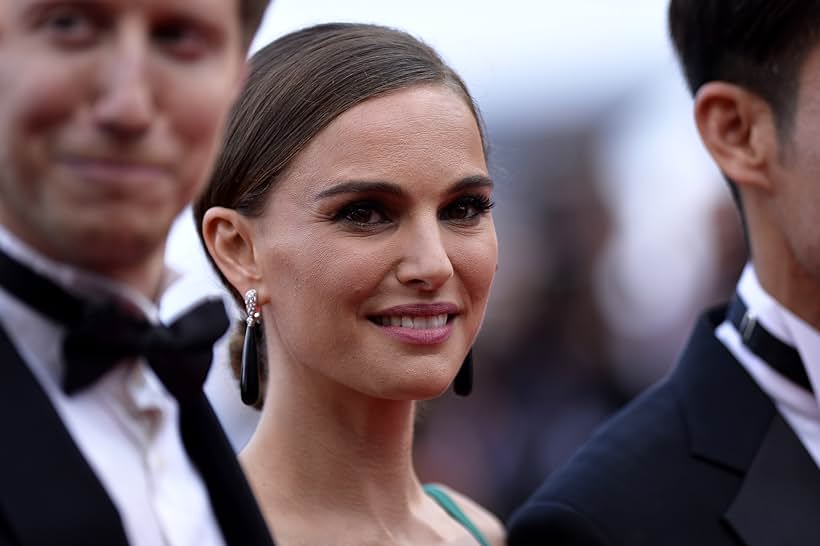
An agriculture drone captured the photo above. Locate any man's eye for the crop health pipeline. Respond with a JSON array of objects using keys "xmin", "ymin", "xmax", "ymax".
[
  {"xmin": 42, "ymin": 8, "xmax": 97, "ymax": 45},
  {"xmin": 153, "ymin": 22, "xmax": 208, "ymax": 59}
]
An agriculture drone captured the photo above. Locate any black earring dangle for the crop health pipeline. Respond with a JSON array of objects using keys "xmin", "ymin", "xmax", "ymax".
[
  {"xmin": 240, "ymin": 288, "xmax": 261, "ymax": 406},
  {"xmin": 453, "ymin": 349, "xmax": 473, "ymax": 396}
]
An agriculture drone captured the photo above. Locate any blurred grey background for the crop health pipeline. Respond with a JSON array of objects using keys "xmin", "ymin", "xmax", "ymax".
[{"xmin": 165, "ymin": 0, "xmax": 746, "ymax": 519}]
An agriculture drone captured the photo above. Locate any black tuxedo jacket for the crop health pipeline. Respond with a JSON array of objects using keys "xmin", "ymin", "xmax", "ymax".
[
  {"xmin": 508, "ymin": 306, "xmax": 820, "ymax": 546},
  {"xmin": 0, "ymin": 324, "xmax": 275, "ymax": 546}
]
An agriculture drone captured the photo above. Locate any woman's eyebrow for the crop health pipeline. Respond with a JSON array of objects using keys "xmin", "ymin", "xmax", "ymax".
[
  {"xmin": 448, "ymin": 175, "xmax": 494, "ymax": 193},
  {"xmin": 314, "ymin": 181, "xmax": 404, "ymax": 200},
  {"xmin": 314, "ymin": 174, "xmax": 493, "ymax": 201}
]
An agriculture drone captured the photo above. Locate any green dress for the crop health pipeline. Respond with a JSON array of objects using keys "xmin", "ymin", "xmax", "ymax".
[{"xmin": 423, "ymin": 484, "xmax": 491, "ymax": 546}]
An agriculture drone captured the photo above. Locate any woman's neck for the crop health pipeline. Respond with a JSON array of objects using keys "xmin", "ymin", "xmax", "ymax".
[{"xmin": 241, "ymin": 368, "xmax": 447, "ymax": 544}]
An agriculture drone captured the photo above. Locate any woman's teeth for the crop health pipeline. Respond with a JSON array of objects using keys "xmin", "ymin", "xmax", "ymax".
[{"xmin": 375, "ymin": 314, "xmax": 448, "ymax": 329}]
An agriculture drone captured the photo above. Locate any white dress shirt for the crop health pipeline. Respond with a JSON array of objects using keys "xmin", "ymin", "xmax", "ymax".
[
  {"xmin": 716, "ymin": 263, "xmax": 820, "ymax": 469},
  {"xmin": 0, "ymin": 228, "xmax": 225, "ymax": 546}
]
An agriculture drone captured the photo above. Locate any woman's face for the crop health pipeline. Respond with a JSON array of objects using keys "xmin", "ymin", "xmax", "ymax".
[{"xmin": 252, "ymin": 84, "xmax": 497, "ymax": 400}]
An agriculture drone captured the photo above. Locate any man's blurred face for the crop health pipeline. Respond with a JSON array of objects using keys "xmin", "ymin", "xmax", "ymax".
[{"xmin": 0, "ymin": 0, "xmax": 245, "ymax": 276}]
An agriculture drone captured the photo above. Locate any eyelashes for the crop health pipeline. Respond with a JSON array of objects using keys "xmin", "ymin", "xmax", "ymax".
[
  {"xmin": 331, "ymin": 193, "xmax": 495, "ymax": 230},
  {"xmin": 334, "ymin": 200, "xmax": 389, "ymax": 227},
  {"xmin": 441, "ymin": 194, "xmax": 495, "ymax": 221}
]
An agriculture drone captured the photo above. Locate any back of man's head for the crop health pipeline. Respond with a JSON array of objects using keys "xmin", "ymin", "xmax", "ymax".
[{"xmin": 669, "ymin": 0, "xmax": 820, "ymax": 133}]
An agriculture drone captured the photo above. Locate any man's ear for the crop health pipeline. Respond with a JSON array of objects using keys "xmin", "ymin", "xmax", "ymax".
[
  {"xmin": 202, "ymin": 207, "xmax": 265, "ymax": 302},
  {"xmin": 694, "ymin": 81, "xmax": 778, "ymax": 192}
]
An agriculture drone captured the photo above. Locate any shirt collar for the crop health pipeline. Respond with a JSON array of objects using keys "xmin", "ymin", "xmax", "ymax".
[
  {"xmin": 737, "ymin": 263, "xmax": 820, "ymax": 402},
  {"xmin": 0, "ymin": 226, "xmax": 180, "ymax": 323}
]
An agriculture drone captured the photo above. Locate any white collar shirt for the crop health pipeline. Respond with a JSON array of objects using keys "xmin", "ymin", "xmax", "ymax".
[
  {"xmin": 716, "ymin": 263, "xmax": 820, "ymax": 469},
  {"xmin": 0, "ymin": 227, "xmax": 225, "ymax": 546}
]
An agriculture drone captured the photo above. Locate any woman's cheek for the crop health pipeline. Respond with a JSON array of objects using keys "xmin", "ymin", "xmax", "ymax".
[{"xmin": 459, "ymin": 234, "xmax": 498, "ymax": 291}]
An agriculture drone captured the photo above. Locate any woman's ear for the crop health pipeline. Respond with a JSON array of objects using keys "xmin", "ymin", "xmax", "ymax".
[
  {"xmin": 694, "ymin": 81, "xmax": 778, "ymax": 192},
  {"xmin": 202, "ymin": 207, "xmax": 262, "ymax": 298}
]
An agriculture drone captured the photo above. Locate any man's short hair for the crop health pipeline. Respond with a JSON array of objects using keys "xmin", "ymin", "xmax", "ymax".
[
  {"xmin": 240, "ymin": 0, "xmax": 270, "ymax": 48},
  {"xmin": 669, "ymin": 0, "xmax": 820, "ymax": 133}
]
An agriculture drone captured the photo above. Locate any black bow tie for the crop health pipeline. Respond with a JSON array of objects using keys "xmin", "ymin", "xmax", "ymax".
[
  {"xmin": 727, "ymin": 294, "xmax": 813, "ymax": 394},
  {"xmin": 0, "ymin": 246, "xmax": 228, "ymax": 403},
  {"xmin": 63, "ymin": 299, "xmax": 228, "ymax": 402}
]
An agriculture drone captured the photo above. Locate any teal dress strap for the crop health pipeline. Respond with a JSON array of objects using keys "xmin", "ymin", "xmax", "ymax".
[{"xmin": 423, "ymin": 484, "xmax": 490, "ymax": 546}]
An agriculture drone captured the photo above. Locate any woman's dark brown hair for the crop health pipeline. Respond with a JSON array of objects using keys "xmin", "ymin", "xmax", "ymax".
[{"xmin": 194, "ymin": 22, "xmax": 486, "ymax": 407}]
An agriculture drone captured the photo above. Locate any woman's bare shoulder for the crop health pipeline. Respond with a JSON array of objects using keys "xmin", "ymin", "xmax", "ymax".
[{"xmin": 431, "ymin": 483, "xmax": 506, "ymax": 546}]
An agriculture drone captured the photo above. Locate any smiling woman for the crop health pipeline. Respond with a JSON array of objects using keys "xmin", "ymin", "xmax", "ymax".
[{"xmin": 194, "ymin": 22, "xmax": 504, "ymax": 546}]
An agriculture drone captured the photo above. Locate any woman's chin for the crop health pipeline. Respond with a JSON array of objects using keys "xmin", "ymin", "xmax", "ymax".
[{"xmin": 379, "ymin": 372, "xmax": 457, "ymax": 402}]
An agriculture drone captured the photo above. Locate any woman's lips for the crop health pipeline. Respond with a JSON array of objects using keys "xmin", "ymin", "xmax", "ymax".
[
  {"xmin": 368, "ymin": 303, "xmax": 458, "ymax": 345},
  {"xmin": 371, "ymin": 320, "xmax": 454, "ymax": 345}
]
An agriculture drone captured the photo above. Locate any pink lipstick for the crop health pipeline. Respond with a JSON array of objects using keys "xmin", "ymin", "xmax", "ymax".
[{"xmin": 368, "ymin": 303, "xmax": 458, "ymax": 345}]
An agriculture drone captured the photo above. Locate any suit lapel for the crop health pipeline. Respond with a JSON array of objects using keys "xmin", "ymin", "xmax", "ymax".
[
  {"xmin": 179, "ymin": 394, "xmax": 275, "ymax": 546},
  {"xmin": 674, "ymin": 306, "xmax": 820, "ymax": 546},
  {"xmin": 0, "ymin": 325, "xmax": 129, "ymax": 546},
  {"xmin": 672, "ymin": 307, "xmax": 777, "ymax": 473},
  {"xmin": 725, "ymin": 414, "xmax": 820, "ymax": 546}
]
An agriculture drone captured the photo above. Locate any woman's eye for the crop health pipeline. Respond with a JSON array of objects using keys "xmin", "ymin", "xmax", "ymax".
[
  {"xmin": 337, "ymin": 203, "xmax": 389, "ymax": 226},
  {"xmin": 441, "ymin": 195, "xmax": 495, "ymax": 222}
]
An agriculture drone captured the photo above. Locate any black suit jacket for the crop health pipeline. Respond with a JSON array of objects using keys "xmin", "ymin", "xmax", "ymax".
[
  {"xmin": 0, "ymin": 323, "xmax": 275, "ymax": 546},
  {"xmin": 508, "ymin": 306, "xmax": 820, "ymax": 546}
]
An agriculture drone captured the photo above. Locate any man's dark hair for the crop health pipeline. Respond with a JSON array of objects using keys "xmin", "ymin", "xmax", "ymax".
[
  {"xmin": 669, "ymin": 0, "xmax": 820, "ymax": 134},
  {"xmin": 669, "ymin": 1, "xmax": 820, "ymax": 234},
  {"xmin": 239, "ymin": 0, "xmax": 270, "ymax": 48}
]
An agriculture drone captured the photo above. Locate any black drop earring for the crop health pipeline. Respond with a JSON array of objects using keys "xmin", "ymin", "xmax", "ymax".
[
  {"xmin": 240, "ymin": 288, "xmax": 261, "ymax": 406},
  {"xmin": 453, "ymin": 349, "xmax": 473, "ymax": 396}
]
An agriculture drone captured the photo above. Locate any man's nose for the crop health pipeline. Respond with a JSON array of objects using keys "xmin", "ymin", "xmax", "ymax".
[{"xmin": 92, "ymin": 26, "xmax": 154, "ymax": 138}]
